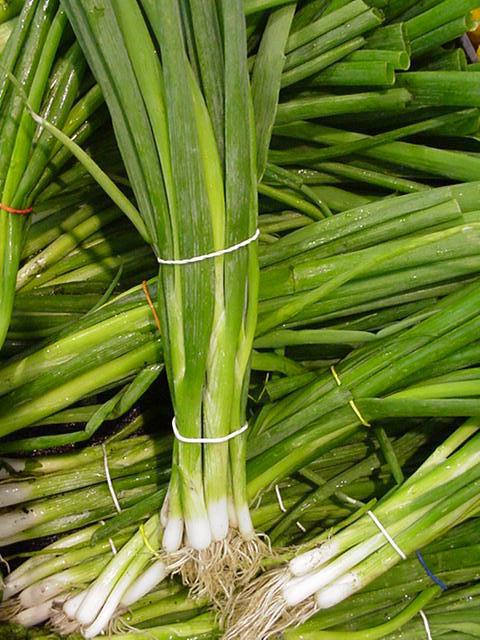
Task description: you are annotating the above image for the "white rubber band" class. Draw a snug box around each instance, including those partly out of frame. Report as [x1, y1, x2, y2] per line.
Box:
[342, 494, 359, 506]
[367, 510, 431, 637]
[0, 554, 10, 575]
[366, 510, 407, 560]
[108, 538, 118, 555]
[275, 484, 287, 513]
[419, 609, 433, 640]
[172, 416, 248, 444]
[157, 229, 260, 265]
[274, 483, 306, 532]
[102, 444, 122, 513]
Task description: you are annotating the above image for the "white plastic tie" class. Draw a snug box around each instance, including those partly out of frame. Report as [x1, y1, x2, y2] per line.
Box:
[419, 609, 433, 640]
[171, 416, 248, 444]
[365, 510, 435, 638]
[342, 493, 359, 506]
[157, 229, 260, 265]
[367, 511, 433, 639]
[274, 483, 306, 532]
[0, 554, 10, 575]
[366, 510, 407, 560]
[102, 444, 122, 513]
[275, 484, 287, 513]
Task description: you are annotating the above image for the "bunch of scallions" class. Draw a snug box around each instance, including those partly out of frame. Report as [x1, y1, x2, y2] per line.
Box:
[0, 0, 113, 350]
[55, 0, 265, 602]
[226, 420, 480, 639]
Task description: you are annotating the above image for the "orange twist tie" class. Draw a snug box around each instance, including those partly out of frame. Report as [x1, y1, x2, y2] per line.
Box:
[142, 280, 161, 330]
[0, 203, 33, 216]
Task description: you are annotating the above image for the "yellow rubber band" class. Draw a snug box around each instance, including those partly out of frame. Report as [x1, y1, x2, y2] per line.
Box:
[330, 365, 371, 427]
[348, 399, 371, 428]
[139, 523, 162, 560]
[330, 365, 342, 386]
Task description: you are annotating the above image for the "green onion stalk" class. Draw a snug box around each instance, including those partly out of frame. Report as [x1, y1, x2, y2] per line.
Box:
[0, 16, 16, 54]
[0, 0, 106, 351]
[0, 0, 23, 24]
[58, 0, 264, 600]
[109, 582, 211, 636]
[225, 420, 480, 639]
[286, 518, 480, 638]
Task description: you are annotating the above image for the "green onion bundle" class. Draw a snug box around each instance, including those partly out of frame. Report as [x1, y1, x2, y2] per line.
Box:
[284, 518, 480, 638]
[226, 420, 480, 639]
[0, 0, 107, 350]
[58, 0, 263, 595]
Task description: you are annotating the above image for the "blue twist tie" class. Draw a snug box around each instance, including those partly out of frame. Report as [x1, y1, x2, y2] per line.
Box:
[416, 550, 448, 591]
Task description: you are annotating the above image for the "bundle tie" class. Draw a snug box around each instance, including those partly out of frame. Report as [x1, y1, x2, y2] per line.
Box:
[275, 484, 287, 513]
[366, 510, 445, 639]
[102, 444, 122, 513]
[366, 510, 406, 560]
[139, 523, 162, 560]
[99, 519, 117, 556]
[0, 203, 33, 216]
[330, 365, 371, 427]
[171, 416, 248, 444]
[275, 483, 306, 533]
[156, 228, 260, 265]
[142, 280, 161, 330]
[416, 550, 448, 591]
[419, 609, 433, 640]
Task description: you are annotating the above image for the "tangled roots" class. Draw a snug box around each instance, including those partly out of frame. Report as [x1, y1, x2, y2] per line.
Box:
[109, 612, 143, 636]
[48, 602, 81, 636]
[168, 531, 272, 607]
[0, 596, 22, 621]
[223, 567, 317, 640]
